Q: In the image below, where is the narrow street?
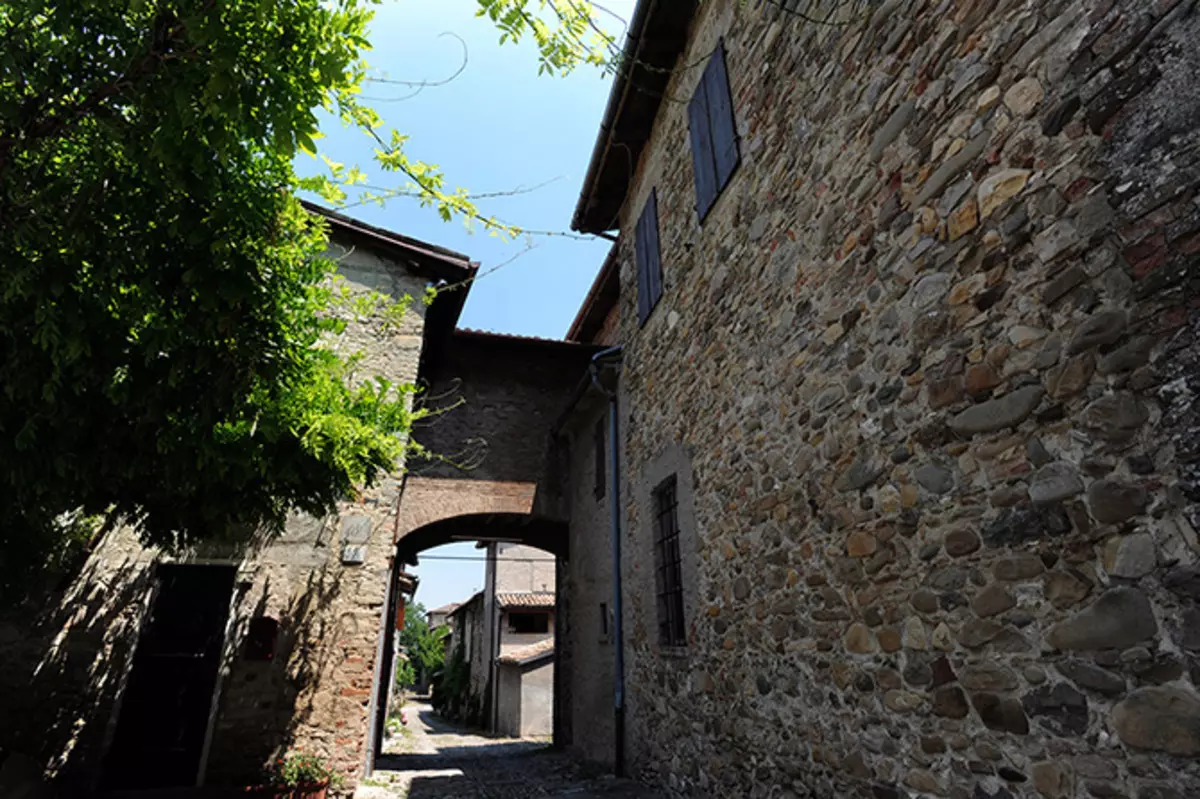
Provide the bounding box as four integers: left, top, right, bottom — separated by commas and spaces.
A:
356, 700, 662, 799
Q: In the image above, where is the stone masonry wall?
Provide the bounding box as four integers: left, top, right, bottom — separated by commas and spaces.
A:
411, 336, 597, 486
562, 394, 619, 767
207, 240, 428, 790
610, 1, 1200, 798
0, 525, 157, 795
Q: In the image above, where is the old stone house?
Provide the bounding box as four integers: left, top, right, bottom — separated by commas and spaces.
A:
564, 0, 1200, 796
425, 602, 459, 631
0, 205, 594, 795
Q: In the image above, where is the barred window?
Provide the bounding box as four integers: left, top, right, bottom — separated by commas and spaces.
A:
653, 475, 686, 647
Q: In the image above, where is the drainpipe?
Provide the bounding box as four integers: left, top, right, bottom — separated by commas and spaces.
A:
589, 345, 625, 776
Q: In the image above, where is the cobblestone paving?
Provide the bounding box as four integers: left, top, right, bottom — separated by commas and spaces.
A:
356, 701, 662, 799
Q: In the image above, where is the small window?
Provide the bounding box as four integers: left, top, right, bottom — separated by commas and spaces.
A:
599, 602, 610, 643
635, 189, 663, 325
244, 616, 279, 662
508, 612, 550, 634
652, 476, 686, 648
687, 41, 739, 221
593, 418, 606, 500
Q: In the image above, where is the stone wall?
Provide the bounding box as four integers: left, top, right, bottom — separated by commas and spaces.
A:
0, 525, 157, 795
561, 393, 619, 766
495, 542, 557, 594
608, 1, 1200, 797
206, 234, 428, 790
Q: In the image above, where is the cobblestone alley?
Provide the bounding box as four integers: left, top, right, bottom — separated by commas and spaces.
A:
355, 701, 663, 799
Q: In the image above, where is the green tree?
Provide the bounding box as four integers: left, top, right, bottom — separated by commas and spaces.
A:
398, 602, 447, 686
0, 0, 610, 601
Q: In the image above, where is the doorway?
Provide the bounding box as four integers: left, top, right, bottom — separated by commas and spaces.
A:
102, 564, 235, 790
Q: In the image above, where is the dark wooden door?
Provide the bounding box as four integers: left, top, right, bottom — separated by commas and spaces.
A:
102, 564, 235, 789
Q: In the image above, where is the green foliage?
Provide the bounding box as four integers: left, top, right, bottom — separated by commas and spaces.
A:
0, 0, 417, 600
394, 657, 417, 691
474, 0, 616, 75
263, 752, 341, 789
398, 601, 446, 686
432, 637, 471, 720
0, 0, 612, 602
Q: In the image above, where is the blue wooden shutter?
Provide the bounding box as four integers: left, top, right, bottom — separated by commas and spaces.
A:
688, 76, 717, 220
635, 201, 652, 324
707, 42, 739, 191
635, 190, 662, 325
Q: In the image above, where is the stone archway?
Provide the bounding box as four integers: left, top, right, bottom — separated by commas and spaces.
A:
367, 478, 570, 772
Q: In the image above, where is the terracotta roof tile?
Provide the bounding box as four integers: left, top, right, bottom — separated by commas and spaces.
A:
498, 637, 556, 665
496, 591, 556, 610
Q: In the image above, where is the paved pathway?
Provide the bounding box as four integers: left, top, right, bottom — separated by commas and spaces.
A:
356, 700, 662, 799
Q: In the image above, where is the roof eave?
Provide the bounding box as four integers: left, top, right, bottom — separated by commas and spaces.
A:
571, 0, 700, 234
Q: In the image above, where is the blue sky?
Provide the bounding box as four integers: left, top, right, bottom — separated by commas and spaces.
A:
309, 0, 635, 610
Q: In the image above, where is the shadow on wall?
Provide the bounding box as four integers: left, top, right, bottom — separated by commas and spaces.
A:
203, 559, 350, 788
0, 522, 359, 794
0, 549, 156, 795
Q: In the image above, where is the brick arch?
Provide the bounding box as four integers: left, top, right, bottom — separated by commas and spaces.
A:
395, 512, 567, 563
393, 477, 567, 561
394, 477, 536, 539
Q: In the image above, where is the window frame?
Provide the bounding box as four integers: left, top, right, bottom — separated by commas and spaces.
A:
652, 475, 687, 649
506, 611, 551, 635
687, 39, 740, 223
634, 188, 663, 326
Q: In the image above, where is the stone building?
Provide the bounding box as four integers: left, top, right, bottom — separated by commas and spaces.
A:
438, 541, 558, 735
426, 602, 459, 631
496, 638, 557, 738
567, 0, 1200, 797
0, 205, 479, 794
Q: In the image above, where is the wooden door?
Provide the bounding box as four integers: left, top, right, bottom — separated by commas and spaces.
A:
102, 564, 235, 789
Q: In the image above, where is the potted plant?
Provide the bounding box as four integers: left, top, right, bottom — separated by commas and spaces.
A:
258, 752, 340, 799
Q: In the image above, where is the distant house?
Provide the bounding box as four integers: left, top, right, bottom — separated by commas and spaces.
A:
440, 542, 556, 736
425, 602, 459, 631
496, 638, 555, 738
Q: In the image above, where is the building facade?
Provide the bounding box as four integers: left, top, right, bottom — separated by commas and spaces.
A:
0, 206, 476, 794
440, 541, 558, 735
570, 0, 1200, 796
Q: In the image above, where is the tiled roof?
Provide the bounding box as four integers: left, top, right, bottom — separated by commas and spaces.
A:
427, 602, 460, 615
498, 637, 556, 665
496, 591, 556, 610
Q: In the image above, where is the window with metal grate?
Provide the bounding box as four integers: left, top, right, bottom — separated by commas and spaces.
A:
653, 475, 686, 648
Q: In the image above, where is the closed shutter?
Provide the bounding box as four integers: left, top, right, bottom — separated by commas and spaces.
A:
635, 204, 651, 323
687, 77, 717, 219
707, 42, 739, 190
635, 190, 663, 325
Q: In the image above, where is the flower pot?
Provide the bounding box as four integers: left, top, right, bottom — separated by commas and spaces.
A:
293, 783, 329, 799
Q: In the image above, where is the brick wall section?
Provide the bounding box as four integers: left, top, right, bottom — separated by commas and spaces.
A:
394, 477, 537, 539
411, 335, 597, 486
608, 1, 1200, 797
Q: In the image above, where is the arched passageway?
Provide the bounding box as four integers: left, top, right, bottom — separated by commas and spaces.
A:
370, 510, 569, 774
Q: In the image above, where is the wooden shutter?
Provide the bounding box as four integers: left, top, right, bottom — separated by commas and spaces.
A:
635, 206, 651, 323
707, 42, 739, 191
687, 76, 717, 220
635, 190, 663, 325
